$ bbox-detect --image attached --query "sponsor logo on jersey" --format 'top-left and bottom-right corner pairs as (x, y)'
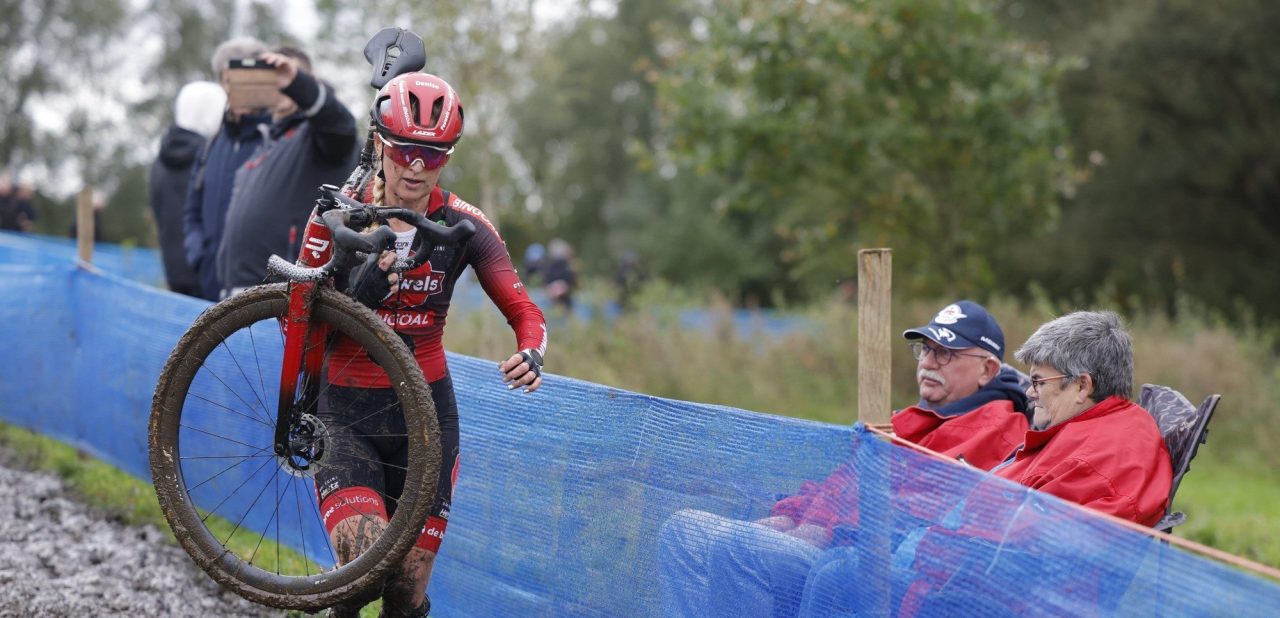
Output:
(449, 198), (500, 237)
(376, 310), (436, 329)
(384, 262), (447, 309)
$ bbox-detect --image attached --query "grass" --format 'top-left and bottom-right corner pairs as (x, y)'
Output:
(0, 421), (168, 529)
(1176, 455), (1280, 569)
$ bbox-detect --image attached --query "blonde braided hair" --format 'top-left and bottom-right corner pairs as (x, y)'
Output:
(371, 171), (387, 207)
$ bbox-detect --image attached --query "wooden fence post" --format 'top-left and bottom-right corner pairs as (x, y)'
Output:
(857, 248), (892, 425)
(76, 186), (94, 264)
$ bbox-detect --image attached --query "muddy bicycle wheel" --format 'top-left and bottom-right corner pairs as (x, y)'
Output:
(149, 284), (440, 610)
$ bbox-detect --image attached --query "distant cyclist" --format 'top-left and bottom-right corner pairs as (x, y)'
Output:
(312, 72), (547, 618)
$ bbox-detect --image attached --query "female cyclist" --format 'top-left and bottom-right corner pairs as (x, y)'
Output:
(313, 72), (547, 617)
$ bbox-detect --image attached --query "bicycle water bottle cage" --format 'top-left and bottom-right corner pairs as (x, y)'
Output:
(364, 27), (426, 89)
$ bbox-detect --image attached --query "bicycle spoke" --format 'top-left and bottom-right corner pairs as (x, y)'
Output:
(219, 456), (290, 549)
(180, 423), (277, 455)
(314, 443), (412, 476)
(184, 452), (270, 494)
(312, 343), (366, 411)
(246, 320), (274, 424)
(318, 394), (404, 438)
(245, 464), (286, 568)
(275, 472), (282, 574)
(301, 476), (340, 569)
(180, 454), (275, 461)
(195, 352), (274, 427)
(215, 333), (275, 423)
(187, 391), (274, 430)
(301, 330), (325, 393)
(290, 476), (315, 576)
(198, 454), (277, 528)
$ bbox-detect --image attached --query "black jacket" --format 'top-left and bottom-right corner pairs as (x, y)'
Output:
(149, 125), (204, 296)
(215, 70), (358, 295)
(183, 110), (269, 300)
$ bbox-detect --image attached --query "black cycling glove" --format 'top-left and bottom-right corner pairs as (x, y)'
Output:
(346, 252), (395, 309)
(519, 348), (544, 379)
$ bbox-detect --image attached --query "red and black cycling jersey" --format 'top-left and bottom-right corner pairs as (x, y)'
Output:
(319, 185), (546, 387)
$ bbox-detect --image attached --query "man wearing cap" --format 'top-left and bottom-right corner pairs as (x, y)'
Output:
(890, 300), (1030, 467)
(657, 300), (1029, 618)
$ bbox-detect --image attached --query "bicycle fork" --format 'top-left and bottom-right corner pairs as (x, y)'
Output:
(274, 281), (329, 459)
(273, 211), (336, 460)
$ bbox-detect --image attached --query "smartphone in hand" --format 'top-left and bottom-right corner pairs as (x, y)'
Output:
(225, 58), (278, 110)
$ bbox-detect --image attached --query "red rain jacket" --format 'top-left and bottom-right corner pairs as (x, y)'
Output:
(994, 395), (1172, 526)
(770, 399), (1027, 533)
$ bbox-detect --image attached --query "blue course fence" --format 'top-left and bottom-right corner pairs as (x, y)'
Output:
(1, 235), (1279, 616)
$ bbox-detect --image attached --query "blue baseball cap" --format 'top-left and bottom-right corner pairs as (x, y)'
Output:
(902, 300), (1005, 360)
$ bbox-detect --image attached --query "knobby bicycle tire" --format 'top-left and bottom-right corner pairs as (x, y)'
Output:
(149, 283), (440, 610)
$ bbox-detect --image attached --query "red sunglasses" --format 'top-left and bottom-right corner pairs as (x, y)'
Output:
(378, 134), (452, 170)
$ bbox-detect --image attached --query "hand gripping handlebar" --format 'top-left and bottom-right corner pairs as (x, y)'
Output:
(267, 185), (476, 282)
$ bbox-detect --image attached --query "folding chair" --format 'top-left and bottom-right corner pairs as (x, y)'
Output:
(1137, 384), (1221, 533)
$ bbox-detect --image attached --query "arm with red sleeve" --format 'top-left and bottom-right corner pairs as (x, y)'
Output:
(455, 201), (547, 357)
(769, 460), (860, 532)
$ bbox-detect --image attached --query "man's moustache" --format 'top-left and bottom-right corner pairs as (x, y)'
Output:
(917, 369), (947, 386)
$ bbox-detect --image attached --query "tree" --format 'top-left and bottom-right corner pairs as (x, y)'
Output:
(653, 0), (1073, 302)
(2, 0), (249, 245)
(508, 0), (695, 277)
(1002, 0), (1280, 322)
(311, 0), (542, 233)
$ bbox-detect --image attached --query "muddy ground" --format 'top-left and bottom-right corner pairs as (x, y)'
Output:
(0, 446), (287, 618)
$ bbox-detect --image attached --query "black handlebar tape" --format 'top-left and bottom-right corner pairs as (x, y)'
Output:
(322, 210), (381, 254)
(392, 208), (477, 246)
(366, 226), (397, 253)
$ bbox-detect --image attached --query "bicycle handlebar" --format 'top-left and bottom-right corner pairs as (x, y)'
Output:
(266, 185), (476, 282)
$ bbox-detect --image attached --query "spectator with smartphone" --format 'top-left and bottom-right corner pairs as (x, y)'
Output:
(215, 46), (358, 298)
(182, 36), (271, 300)
(149, 80), (226, 297)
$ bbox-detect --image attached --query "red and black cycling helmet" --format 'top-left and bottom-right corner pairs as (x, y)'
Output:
(372, 72), (464, 149)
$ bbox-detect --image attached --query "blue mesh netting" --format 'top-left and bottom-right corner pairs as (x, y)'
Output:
(0, 231), (166, 287)
(2, 242), (1280, 616)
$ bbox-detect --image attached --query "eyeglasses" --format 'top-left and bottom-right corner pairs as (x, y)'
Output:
(908, 341), (989, 366)
(1029, 374), (1073, 393)
(378, 133), (452, 170)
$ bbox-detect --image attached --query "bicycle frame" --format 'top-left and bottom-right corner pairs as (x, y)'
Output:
(273, 212), (334, 461)
(266, 187), (475, 461)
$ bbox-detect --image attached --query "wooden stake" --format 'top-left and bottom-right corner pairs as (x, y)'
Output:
(857, 248), (892, 425)
(76, 186), (94, 264)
